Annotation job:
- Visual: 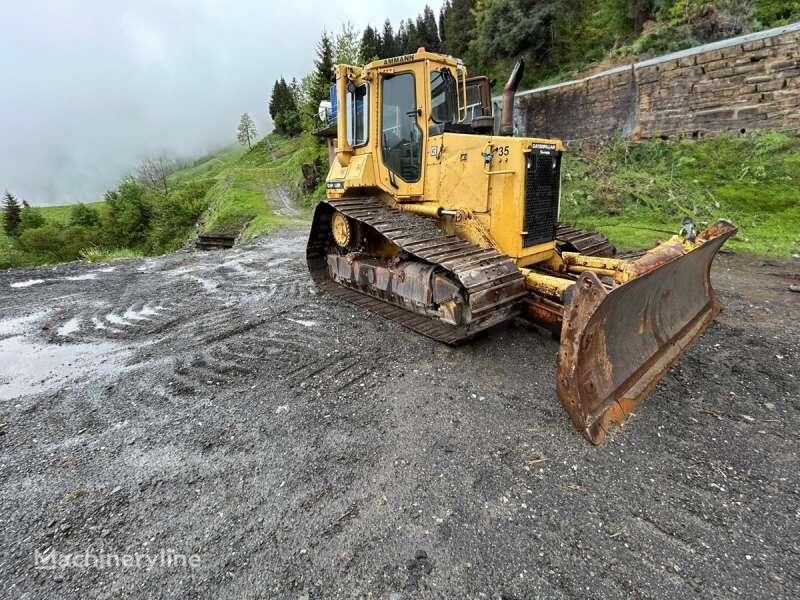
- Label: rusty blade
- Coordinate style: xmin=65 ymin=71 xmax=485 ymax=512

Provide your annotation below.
xmin=556 ymin=220 xmax=737 ymax=444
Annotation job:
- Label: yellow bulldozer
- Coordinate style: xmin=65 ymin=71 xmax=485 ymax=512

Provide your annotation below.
xmin=307 ymin=48 xmax=736 ymax=444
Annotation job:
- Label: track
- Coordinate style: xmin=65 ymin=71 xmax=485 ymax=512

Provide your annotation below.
xmin=307 ymin=197 xmax=527 ymax=344
xmin=556 ymin=223 xmax=616 ymax=256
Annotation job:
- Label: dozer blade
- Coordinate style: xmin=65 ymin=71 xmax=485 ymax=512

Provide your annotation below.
xmin=557 ymin=221 xmax=737 ymax=444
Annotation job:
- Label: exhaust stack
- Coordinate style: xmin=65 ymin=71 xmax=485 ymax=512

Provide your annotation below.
xmin=499 ymin=59 xmax=524 ymax=136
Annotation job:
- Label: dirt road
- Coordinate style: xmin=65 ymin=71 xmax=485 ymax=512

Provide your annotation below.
xmin=1 ymin=226 xmax=798 ymax=599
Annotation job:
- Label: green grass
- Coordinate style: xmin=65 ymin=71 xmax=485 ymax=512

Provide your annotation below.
xmin=561 ymin=131 xmax=800 ymax=256
xmin=1 ymin=133 xmax=327 ymax=270
xmin=37 ymin=200 xmax=107 ymax=224
xmin=0 ymin=201 xmax=106 ymax=242
xmin=78 ymin=246 xmax=143 ymax=262
xmin=198 ymin=133 xmax=326 ymax=241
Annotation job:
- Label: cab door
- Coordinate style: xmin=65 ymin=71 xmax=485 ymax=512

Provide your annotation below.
xmin=377 ymin=70 xmax=426 ymax=198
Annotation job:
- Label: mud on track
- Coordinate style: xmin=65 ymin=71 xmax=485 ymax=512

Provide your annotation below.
xmin=0 ymin=226 xmax=798 ymax=599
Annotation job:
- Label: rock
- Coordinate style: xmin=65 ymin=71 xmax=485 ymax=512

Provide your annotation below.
xmin=789 ymin=285 xmax=800 ymax=293
xmin=415 ymin=549 xmax=427 ymax=560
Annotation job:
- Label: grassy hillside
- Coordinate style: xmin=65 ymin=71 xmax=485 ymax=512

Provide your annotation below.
xmin=197 ymin=134 xmax=325 ymax=241
xmin=561 ymin=131 xmax=800 ymax=256
xmin=1 ymin=134 xmax=327 ymax=269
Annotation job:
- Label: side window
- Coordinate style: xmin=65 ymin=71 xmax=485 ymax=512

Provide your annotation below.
xmin=464 ymin=82 xmax=483 ymax=124
xmin=381 ymin=73 xmax=422 ymax=183
xmin=346 ymin=84 xmax=368 ymax=146
xmin=430 ymin=68 xmax=456 ymax=135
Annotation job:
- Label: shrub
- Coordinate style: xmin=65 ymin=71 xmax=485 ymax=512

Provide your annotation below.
xmin=17 ymin=224 xmax=100 ymax=264
xmin=69 ymin=203 xmax=101 ymax=227
xmin=19 ymin=206 xmax=46 ymax=232
xmin=147 ymin=179 xmax=212 ymax=252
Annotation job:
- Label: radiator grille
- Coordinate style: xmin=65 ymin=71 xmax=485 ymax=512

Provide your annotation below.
xmin=523 ymin=148 xmax=561 ymax=247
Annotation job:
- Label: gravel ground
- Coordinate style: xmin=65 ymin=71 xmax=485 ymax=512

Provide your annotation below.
xmin=0 ymin=226 xmax=798 ymax=599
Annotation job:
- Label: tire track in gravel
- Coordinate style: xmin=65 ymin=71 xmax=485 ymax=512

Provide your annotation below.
xmin=1 ymin=230 xmax=798 ymax=599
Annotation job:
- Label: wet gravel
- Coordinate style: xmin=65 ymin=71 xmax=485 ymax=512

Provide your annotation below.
xmin=0 ymin=227 xmax=798 ymax=599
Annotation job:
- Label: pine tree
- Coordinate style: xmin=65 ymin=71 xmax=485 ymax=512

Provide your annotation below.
xmin=360 ymin=25 xmax=381 ymax=63
xmin=2 ymin=191 xmax=22 ymax=237
xmin=268 ymin=80 xmax=281 ymax=120
xmin=380 ymin=20 xmax=395 ymax=58
xmin=290 ymin=77 xmax=301 ymax=103
xmin=269 ymin=78 xmax=302 ymax=137
xmin=441 ymin=0 xmax=476 ymax=58
xmin=397 ymin=20 xmax=410 ymax=54
xmin=420 ymin=5 xmax=441 ymax=52
xmin=237 ymin=113 xmax=258 ymax=149
xmin=439 ymin=2 xmax=449 ymax=51
xmin=334 ymin=22 xmax=362 ymax=65
xmin=310 ymin=31 xmax=335 ymax=109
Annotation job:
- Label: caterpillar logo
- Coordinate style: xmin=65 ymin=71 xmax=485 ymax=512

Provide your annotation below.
xmin=382 ymin=54 xmax=415 ymax=66
xmin=530 ymin=143 xmax=557 ymax=151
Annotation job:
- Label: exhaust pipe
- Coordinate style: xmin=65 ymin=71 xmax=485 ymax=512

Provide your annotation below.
xmin=499 ymin=59 xmax=524 ymax=136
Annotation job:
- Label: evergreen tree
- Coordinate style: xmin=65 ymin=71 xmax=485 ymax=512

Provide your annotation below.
xmin=397 ymin=20 xmax=410 ymax=54
xmin=310 ymin=31 xmax=335 ymax=109
xmin=268 ymin=80 xmax=282 ymax=120
xmin=237 ymin=113 xmax=258 ymax=149
xmin=420 ymin=5 xmax=441 ymax=52
xmin=360 ymin=25 xmax=381 ymax=63
xmin=380 ymin=20 xmax=396 ymax=57
xmin=439 ymin=2 xmax=449 ymax=51
xmin=334 ymin=22 xmax=362 ymax=65
xmin=2 ymin=191 xmax=22 ymax=237
xmin=441 ymin=0 xmax=476 ymax=58
xmin=269 ymin=78 xmax=302 ymax=136
xmin=290 ymin=77 xmax=301 ymax=102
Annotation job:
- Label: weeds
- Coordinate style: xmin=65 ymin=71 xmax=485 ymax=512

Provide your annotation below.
xmin=561 ymin=131 xmax=800 ymax=256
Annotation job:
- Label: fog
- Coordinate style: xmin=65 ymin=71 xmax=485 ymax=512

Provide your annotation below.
xmin=0 ymin=1 xmax=439 ymax=205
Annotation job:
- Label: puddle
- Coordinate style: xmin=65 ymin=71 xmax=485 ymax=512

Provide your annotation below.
xmin=57 ymin=317 xmax=81 ymax=337
xmin=186 ymin=275 xmax=219 ymax=292
xmin=0 ymin=311 xmax=48 ymax=336
xmin=10 ymin=279 xmax=45 ymax=289
xmin=9 ymin=269 xmax=110 ymax=289
xmin=64 ymin=273 xmax=98 ymax=281
xmin=105 ymin=313 xmax=131 ymax=326
xmin=287 ymin=318 xmax=318 ymax=328
xmin=122 ymin=306 xmax=152 ymax=322
xmin=0 ymin=335 xmax=129 ymax=401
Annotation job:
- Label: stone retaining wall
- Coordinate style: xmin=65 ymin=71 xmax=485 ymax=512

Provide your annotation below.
xmin=507 ymin=22 xmax=800 ymax=141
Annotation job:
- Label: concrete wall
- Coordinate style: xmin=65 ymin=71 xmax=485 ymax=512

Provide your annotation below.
xmin=506 ymin=22 xmax=800 ymax=141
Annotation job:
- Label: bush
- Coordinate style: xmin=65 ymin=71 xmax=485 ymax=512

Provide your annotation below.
xmin=19 ymin=206 xmax=46 ymax=232
xmin=69 ymin=203 xmax=101 ymax=227
xmin=17 ymin=223 xmax=100 ymax=264
xmin=147 ymin=179 xmax=212 ymax=252
xmin=102 ymin=178 xmax=152 ymax=249
xmin=754 ymin=0 xmax=800 ymax=24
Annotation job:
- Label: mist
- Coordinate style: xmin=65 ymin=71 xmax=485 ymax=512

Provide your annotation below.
xmin=0 ymin=1 xmax=440 ymax=205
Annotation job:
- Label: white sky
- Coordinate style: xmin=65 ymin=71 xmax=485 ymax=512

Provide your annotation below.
xmin=0 ymin=0 xmax=442 ymax=205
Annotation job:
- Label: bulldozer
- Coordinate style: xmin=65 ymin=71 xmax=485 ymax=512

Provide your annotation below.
xmin=307 ymin=48 xmax=736 ymax=444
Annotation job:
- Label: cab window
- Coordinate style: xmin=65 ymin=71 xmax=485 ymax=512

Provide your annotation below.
xmin=430 ymin=68 xmax=457 ymax=135
xmin=464 ymin=82 xmax=483 ymax=124
xmin=346 ymin=83 xmax=368 ymax=146
xmin=381 ymin=73 xmax=422 ymax=183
